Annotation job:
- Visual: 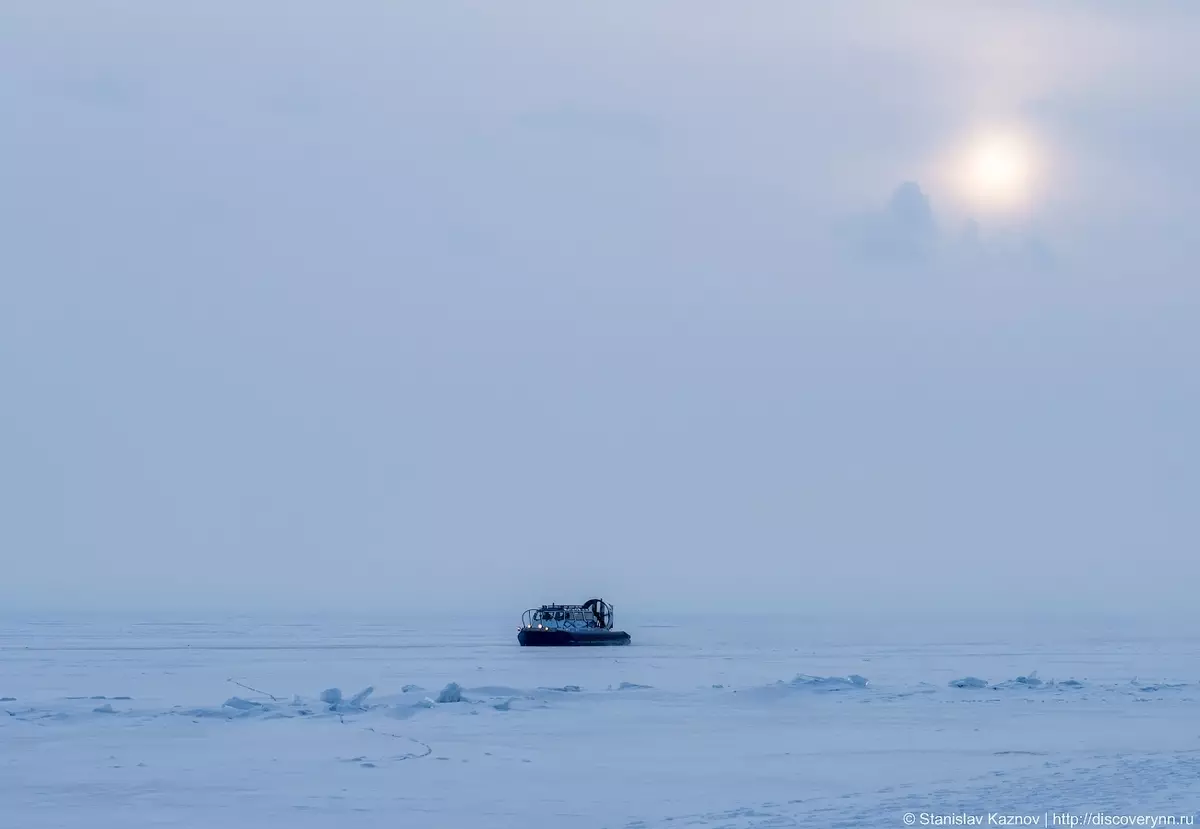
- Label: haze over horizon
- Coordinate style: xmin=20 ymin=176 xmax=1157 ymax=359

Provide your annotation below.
xmin=3 ymin=2 xmax=1197 ymax=615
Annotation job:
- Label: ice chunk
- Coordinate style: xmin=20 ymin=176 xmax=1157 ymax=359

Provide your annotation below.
xmin=92 ymin=704 xmax=115 ymax=714
xmin=348 ymin=687 xmax=374 ymax=708
xmin=436 ymin=683 xmax=463 ymax=703
xmin=949 ymin=677 xmax=988 ymax=689
xmin=1137 ymin=682 xmax=1186 ymax=692
xmin=992 ymin=672 xmax=1054 ymax=691
xmin=222 ymin=697 xmax=261 ymax=711
xmin=784 ymin=674 xmax=869 ymax=691
xmin=319 ymin=688 xmax=343 ymax=706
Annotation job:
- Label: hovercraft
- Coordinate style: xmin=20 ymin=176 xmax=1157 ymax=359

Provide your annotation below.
xmin=517 ymin=598 xmax=631 ymax=646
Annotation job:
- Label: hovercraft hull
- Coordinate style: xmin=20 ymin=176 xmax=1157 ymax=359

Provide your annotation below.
xmin=518 ymin=628 xmax=631 ymax=647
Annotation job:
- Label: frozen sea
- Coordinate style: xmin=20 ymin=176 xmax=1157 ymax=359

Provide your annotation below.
xmin=3 ymin=610 xmax=1200 ymax=828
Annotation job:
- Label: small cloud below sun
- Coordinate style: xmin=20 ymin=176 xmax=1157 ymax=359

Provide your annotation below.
xmin=836 ymin=178 xmax=1054 ymax=271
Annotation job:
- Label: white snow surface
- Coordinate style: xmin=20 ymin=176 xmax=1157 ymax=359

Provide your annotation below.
xmin=3 ymin=611 xmax=1200 ymax=828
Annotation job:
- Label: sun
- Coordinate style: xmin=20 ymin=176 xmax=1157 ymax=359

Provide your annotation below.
xmin=947 ymin=127 xmax=1041 ymax=214
xmin=971 ymin=139 xmax=1026 ymax=194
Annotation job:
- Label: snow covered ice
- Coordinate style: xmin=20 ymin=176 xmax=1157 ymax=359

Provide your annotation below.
xmin=4 ymin=611 xmax=1200 ymax=828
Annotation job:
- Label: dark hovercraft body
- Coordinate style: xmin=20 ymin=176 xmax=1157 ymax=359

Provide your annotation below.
xmin=517 ymin=598 xmax=631 ymax=646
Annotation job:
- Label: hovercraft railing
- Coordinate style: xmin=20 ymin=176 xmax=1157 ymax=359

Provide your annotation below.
xmin=520 ymin=600 xmax=614 ymax=631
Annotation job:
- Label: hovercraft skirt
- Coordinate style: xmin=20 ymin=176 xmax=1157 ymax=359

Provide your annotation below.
xmin=518 ymin=629 xmax=631 ymax=646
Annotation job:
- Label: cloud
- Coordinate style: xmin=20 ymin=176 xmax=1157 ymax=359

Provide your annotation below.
xmin=837 ymin=181 xmax=1054 ymax=271
xmin=48 ymin=73 xmax=145 ymax=111
xmin=837 ymin=181 xmax=938 ymax=265
xmin=952 ymin=219 xmax=1056 ymax=271
xmin=516 ymin=105 xmax=661 ymax=147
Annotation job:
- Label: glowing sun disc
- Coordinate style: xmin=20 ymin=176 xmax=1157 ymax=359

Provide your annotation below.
xmin=955 ymin=129 xmax=1039 ymax=212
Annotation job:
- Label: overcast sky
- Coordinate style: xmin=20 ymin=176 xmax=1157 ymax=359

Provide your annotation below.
xmin=2 ymin=1 xmax=1197 ymax=615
